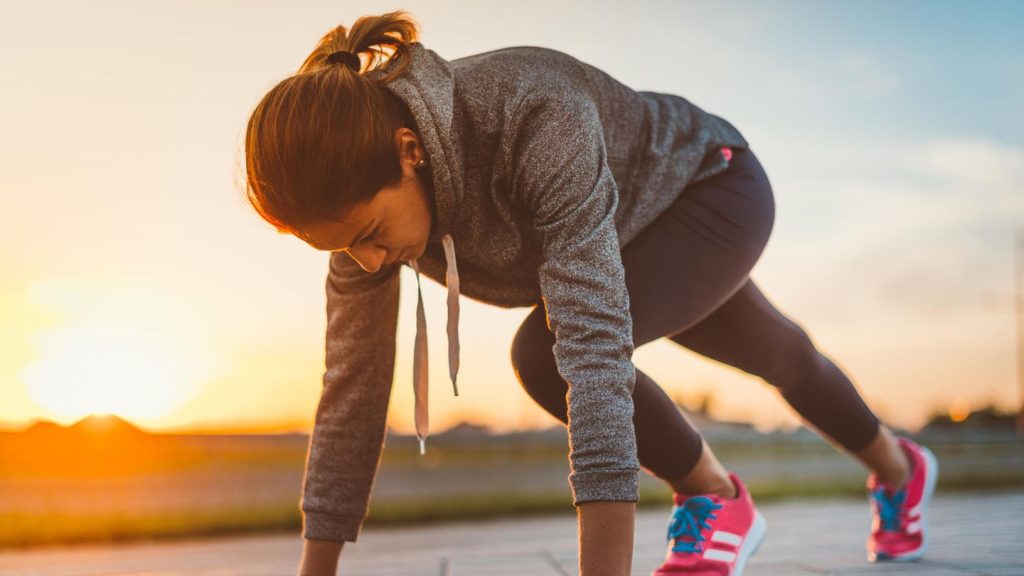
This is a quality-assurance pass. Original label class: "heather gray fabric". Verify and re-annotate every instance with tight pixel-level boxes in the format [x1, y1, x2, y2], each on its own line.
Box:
[300, 41, 750, 543]
[511, 146, 882, 486]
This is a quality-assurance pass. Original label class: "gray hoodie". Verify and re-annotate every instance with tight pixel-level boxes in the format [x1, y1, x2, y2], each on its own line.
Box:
[300, 42, 749, 543]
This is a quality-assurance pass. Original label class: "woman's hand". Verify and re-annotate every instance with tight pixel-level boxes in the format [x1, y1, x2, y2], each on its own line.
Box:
[297, 538, 344, 576]
[578, 501, 636, 576]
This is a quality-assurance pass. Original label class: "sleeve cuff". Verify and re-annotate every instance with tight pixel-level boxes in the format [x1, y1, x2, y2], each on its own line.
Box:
[569, 467, 640, 506]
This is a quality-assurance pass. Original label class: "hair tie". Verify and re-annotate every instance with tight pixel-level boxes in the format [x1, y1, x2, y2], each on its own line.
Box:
[326, 50, 361, 72]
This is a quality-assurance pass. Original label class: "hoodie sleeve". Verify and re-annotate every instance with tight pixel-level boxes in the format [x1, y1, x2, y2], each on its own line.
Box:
[300, 252, 401, 543]
[507, 88, 640, 506]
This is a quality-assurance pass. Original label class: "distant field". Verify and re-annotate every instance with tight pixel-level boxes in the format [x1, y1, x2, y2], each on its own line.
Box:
[2, 426, 1021, 549]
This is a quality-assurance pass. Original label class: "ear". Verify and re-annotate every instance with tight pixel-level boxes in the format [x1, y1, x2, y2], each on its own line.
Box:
[395, 127, 423, 167]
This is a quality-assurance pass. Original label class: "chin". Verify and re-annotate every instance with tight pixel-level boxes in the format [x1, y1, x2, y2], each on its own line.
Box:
[410, 244, 424, 260]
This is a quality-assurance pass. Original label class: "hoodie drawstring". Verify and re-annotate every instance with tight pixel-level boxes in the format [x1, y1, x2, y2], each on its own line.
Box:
[442, 234, 461, 396]
[408, 233, 460, 455]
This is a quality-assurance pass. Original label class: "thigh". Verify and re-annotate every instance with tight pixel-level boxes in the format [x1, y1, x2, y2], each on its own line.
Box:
[667, 277, 810, 379]
[623, 146, 776, 347]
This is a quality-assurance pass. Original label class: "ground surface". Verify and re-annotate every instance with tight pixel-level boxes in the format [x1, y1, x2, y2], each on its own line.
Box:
[1, 489, 1021, 576]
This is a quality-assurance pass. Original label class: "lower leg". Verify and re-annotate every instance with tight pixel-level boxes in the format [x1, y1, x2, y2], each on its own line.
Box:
[665, 436, 737, 499]
[776, 354, 914, 488]
[850, 423, 912, 489]
[628, 369, 738, 499]
[666, 281, 896, 491]
[771, 350, 903, 479]
[662, 419, 910, 499]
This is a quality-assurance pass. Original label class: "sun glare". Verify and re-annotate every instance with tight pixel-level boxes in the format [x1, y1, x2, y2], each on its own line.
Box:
[948, 397, 971, 423]
[20, 323, 198, 422]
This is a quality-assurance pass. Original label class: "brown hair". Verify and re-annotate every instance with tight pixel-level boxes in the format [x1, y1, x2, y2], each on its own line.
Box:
[243, 10, 422, 237]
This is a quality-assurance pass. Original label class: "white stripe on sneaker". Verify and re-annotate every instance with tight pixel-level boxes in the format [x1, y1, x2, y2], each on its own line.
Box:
[711, 530, 743, 546]
[703, 549, 738, 562]
[906, 521, 921, 534]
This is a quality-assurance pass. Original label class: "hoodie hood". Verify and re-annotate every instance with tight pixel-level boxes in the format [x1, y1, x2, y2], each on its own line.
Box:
[370, 43, 464, 455]
[370, 42, 464, 245]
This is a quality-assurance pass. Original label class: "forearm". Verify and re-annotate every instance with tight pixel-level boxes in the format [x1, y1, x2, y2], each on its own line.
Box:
[578, 501, 636, 576]
[298, 538, 344, 576]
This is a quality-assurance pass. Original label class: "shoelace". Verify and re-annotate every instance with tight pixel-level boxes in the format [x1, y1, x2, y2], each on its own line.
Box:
[871, 486, 907, 531]
[666, 496, 723, 553]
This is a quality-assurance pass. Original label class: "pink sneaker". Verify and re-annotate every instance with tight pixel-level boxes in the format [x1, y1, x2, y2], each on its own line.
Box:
[652, 471, 766, 575]
[865, 435, 939, 562]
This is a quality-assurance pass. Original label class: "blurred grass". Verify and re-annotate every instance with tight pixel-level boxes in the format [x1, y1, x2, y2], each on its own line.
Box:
[0, 433, 306, 479]
[2, 425, 1020, 550]
[0, 505, 299, 549]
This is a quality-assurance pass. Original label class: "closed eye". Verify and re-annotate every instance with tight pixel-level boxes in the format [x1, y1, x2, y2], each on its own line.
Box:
[360, 224, 382, 244]
[329, 222, 380, 253]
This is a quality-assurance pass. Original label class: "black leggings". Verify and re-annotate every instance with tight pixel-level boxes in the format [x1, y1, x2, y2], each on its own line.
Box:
[510, 146, 881, 484]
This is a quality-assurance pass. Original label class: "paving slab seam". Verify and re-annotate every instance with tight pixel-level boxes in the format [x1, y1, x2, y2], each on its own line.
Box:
[539, 548, 573, 576]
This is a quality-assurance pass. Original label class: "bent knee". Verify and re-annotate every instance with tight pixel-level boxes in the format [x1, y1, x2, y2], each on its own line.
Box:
[510, 312, 554, 384]
[758, 322, 823, 391]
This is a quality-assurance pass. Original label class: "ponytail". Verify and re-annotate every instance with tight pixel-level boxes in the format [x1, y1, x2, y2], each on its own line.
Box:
[296, 10, 419, 82]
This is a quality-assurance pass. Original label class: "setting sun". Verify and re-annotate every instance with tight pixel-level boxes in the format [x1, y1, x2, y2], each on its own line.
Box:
[20, 323, 201, 422]
[948, 397, 972, 423]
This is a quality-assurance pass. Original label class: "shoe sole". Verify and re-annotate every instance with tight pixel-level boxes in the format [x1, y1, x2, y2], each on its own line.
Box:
[732, 510, 767, 576]
[868, 444, 939, 563]
[651, 510, 767, 576]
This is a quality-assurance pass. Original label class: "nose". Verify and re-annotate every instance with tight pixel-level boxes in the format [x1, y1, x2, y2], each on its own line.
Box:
[347, 243, 388, 273]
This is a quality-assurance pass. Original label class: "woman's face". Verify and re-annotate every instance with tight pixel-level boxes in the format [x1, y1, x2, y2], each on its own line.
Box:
[298, 128, 433, 273]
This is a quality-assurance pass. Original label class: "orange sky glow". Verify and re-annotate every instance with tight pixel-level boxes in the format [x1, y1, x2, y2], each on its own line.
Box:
[2, 1, 1021, 437]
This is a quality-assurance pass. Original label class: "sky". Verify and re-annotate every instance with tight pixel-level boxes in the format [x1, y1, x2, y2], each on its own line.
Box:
[1, 0, 1022, 436]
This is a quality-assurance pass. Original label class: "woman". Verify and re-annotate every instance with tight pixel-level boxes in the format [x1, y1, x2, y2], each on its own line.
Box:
[243, 11, 938, 576]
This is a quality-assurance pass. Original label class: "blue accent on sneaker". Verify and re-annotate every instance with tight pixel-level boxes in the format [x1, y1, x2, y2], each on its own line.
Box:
[870, 486, 907, 531]
[665, 496, 723, 553]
